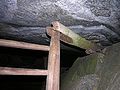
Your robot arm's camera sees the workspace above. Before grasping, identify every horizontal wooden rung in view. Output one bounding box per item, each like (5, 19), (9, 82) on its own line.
(0, 67), (48, 76)
(0, 39), (50, 51)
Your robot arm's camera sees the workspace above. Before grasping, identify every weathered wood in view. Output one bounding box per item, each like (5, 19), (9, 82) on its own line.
(0, 67), (48, 75)
(0, 39), (50, 51)
(51, 21), (102, 53)
(47, 27), (73, 44)
(46, 29), (60, 90)
(52, 21), (103, 54)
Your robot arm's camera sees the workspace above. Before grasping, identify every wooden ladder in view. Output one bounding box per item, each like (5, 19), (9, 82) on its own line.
(0, 29), (60, 90)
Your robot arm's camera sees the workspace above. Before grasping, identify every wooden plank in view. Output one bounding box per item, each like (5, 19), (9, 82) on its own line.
(46, 29), (60, 90)
(51, 21), (102, 54)
(0, 67), (48, 75)
(0, 39), (50, 51)
(47, 27), (73, 44)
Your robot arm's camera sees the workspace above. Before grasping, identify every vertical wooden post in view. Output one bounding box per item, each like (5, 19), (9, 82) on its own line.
(46, 29), (60, 90)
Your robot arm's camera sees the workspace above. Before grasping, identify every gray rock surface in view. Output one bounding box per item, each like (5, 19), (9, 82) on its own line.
(61, 42), (120, 90)
(0, 0), (120, 46)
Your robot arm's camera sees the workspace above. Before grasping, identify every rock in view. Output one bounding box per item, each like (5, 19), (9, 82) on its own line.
(0, 0), (120, 46)
(61, 42), (120, 90)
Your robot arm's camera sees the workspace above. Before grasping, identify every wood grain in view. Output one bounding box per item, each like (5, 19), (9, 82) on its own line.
(46, 29), (60, 90)
(0, 39), (50, 51)
(0, 67), (48, 75)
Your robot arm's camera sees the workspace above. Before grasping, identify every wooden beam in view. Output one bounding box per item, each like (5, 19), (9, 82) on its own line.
(0, 39), (50, 51)
(0, 67), (48, 75)
(46, 30), (60, 90)
(47, 27), (73, 44)
(51, 21), (102, 53)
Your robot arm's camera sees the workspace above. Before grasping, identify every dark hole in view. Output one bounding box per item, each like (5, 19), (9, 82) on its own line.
(0, 45), (87, 90)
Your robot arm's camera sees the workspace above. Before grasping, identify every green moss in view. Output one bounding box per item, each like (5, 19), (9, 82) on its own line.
(55, 22), (97, 50)
(75, 54), (98, 79)
(61, 54), (99, 88)
(61, 43), (120, 90)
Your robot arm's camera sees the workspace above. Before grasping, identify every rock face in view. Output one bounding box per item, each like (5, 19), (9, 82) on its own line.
(0, 1), (120, 89)
(61, 42), (120, 90)
(0, 0), (120, 46)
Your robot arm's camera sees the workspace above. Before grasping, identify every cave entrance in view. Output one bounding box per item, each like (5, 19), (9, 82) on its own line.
(0, 22), (87, 90)
(0, 29), (61, 90)
(0, 45), (86, 90)
(0, 42), (86, 90)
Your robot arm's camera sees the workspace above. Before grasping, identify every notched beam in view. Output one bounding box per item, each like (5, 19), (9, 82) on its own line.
(48, 21), (103, 53)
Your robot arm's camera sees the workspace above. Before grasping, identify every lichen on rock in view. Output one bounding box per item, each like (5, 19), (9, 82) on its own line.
(61, 42), (120, 90)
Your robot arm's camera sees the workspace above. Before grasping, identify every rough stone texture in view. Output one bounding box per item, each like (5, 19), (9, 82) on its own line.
(0, 0), (120, 46)
(0, 23), (49, 45)
(61, 42), (120, 90)
(61, 53), (99, 90)
(96, 43), (120, 90)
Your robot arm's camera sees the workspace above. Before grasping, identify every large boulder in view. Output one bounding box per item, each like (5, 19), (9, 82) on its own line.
(0, 0), (120, 46)
(61, 42), (120, 90)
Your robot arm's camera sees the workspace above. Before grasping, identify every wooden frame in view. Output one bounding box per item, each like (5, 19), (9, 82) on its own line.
(0, 67), (48, 75)
(0, 39), (50, 51)
(46, 29), (60, 90)
(0, 29), (60, 90)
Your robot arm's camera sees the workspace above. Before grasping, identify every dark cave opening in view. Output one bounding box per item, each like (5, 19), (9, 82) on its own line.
(0, 46), (87, 90)
(0, 75), (46, 90)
